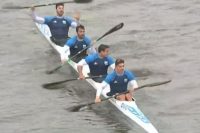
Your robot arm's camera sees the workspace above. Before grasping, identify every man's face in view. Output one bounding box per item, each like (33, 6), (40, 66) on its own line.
(77, 28), (85, 39)
(100, 48), (109, 57)
(56, 5), (64, 16)
(115, 63), (125, 74)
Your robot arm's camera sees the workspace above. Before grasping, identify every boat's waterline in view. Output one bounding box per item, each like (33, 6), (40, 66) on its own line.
(35, 23), (159, 133)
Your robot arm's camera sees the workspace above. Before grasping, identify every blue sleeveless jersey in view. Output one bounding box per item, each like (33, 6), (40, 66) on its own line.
(104, 70), (135, 96)
(66, 36), (91, 56)
(44, 16), (73, 39)
(85, 53), (114, 76)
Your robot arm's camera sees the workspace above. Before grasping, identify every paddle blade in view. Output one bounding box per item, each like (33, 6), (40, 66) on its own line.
(96, 22), (124, 41)
(42, 76), (102, 89)
(144, 80), (171, 87)
(135, 80), (171, 91)
(74, 0), (93, 3)
(42, 84), (63, 90)
(42, 78), (78, 89)
(46, 65), (62, 74)
(67, 100), (97, 112)
(67, 104), (87, 112)
(42, 82), (63, 89)
(2, 5), (30, 9)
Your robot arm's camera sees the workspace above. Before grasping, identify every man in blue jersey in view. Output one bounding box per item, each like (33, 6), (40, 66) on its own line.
(31, 3), (79, 46)
(95, 59), (138, 102)
(62, 25), (95, 63)
(77, 44), (115, 83)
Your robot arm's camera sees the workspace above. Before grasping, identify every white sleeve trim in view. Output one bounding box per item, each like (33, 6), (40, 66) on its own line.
(77, 59), (87, 66)
(31, 11), (45, 24)
(87, 46), (97, 54)
(63, 45), (69, 53)
(129, 80), (138, 89)
(71, 21), (78, 28)
(60, 45), (70, 61)
(109, 63), (115, 70)
(96, 81), (108, 97)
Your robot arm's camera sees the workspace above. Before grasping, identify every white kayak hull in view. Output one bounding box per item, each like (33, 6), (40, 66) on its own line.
(35, 23), (159, 133)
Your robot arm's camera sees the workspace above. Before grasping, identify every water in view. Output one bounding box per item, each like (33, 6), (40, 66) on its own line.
(0, 0), (200, 133)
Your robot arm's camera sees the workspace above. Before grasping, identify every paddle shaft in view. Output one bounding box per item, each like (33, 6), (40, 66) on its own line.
(105, 80), (172, 100)
(85, 85), (148, 106)
(19, 1), (74, 9)
(3, 0), (92, 9)
(74, 80), (171, 108)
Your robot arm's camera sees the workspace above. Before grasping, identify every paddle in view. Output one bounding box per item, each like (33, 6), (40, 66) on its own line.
(67, 80), (171, 112)
(2, 0), (93, 9)
(42, 75), (103, 89)
(46, 22), (124, 74)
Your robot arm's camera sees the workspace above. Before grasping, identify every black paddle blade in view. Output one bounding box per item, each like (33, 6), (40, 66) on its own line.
(96, 22), (124, 41)
(42, 78), (78, 89)
(67, 104), (87, 112)
(67, 100), (97, 112)
(2, 5), (29, 9)
(46, 65), (62, 74)
(150, 80), (171, 86)
(74, 0), (93, 3)
(144, 80), (171, 87)
(42, 82), (62, 89)
(42, 84), (64, 90)
(45, 70), (55, 74)
(135, 80), (172, 91)
(42, 75), (102, 89)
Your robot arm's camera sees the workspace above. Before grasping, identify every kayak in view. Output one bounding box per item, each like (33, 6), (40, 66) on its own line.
(35, 23), (159, 133)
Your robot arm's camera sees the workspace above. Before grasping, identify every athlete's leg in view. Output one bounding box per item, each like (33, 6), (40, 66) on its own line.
(125, 92), (133, 101)
(116, 94), (126, 101)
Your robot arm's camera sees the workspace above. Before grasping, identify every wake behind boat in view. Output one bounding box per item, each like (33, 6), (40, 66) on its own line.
(36, 23), (159, 133)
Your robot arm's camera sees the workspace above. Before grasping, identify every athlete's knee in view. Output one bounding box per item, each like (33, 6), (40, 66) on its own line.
(116, 95), (126, 101)
(125, 93), (132, 101)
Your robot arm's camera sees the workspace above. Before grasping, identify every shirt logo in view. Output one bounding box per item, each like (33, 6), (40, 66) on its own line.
(104, 61), (108, 65)
(114, 80), (118, 83)
(94, 62), (98, 65)
(74, 45), (78, 48)
(62, 20), (66, 24)
(53, 20), (57, 23)
(83, 44), (86, 48)
(124, 78), (128, 82)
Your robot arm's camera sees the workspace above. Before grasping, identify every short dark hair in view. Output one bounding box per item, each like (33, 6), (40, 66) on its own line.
(76, 25), (85, 32)
(56, 3), (64, 9)
(98, 44), (109, 53)
(115, 58), (124, 66)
